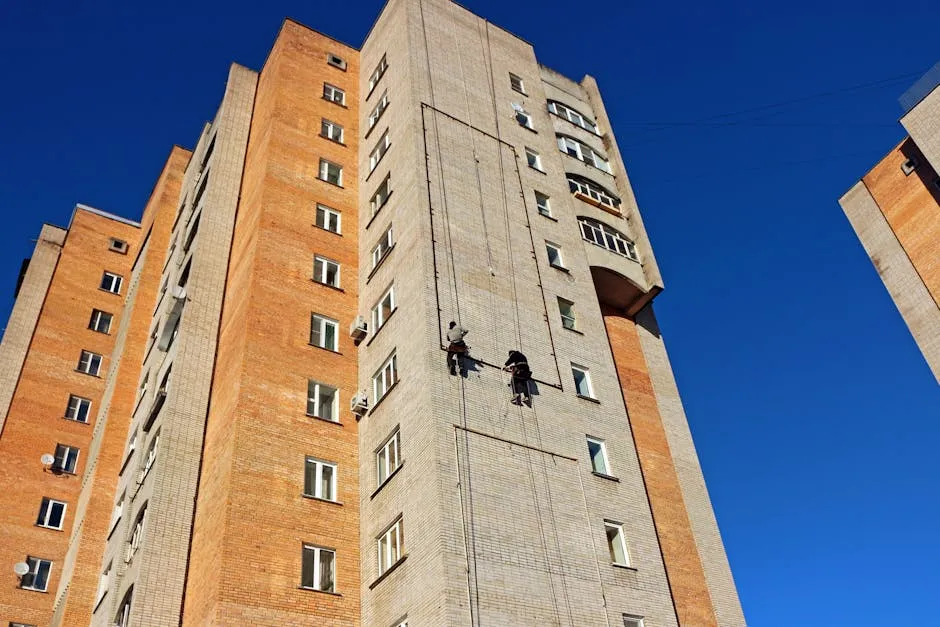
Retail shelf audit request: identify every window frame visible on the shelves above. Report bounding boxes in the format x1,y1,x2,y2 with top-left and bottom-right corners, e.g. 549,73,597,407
545,241,565,270
370,175,392,217
622,615,645,627
557,134,612,173
100,271,123,294
53,443,79,474
109,491,125,535
547,100,599,134
371,285,396,333
368,55,389,95
605,521,630,567
310,313,340,352
127,503,147,561
371,226,394,270
326,53,347,71
77,350,103,376
95,561,111,607
571,364,595,399
89,309,113,334
376,428,401,487
372,351,398,404
578,217,639,261
306,380,339,422
535,191,551,217
323,82,346,105
36,497,67,530
19,556,52,592
66,394,92,423
587,437,611,475
525,147,543,172
304,456,338,502
557,297,577,331
514,105,534,130
114,589,133,627
315,204,341,234
377,517,404,576
318,159,343,187
509,73,526,95
313,255,341,288
370,130,391,172
301,544,336,593
320,118,344,143
368,91,390,130
568,175,622,210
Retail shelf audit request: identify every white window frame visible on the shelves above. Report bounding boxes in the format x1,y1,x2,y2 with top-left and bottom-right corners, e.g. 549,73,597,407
535,191,551,217
109,492,125,535
509,73,526,94
371,285,396,333
514,105,534,129
115,590,132,627
558,297,577,331
545,241,565,269
301,544,336,593
304,456,338,502
95,561,111,607
371,176,391,216
368,55,389,94
605,521,630,566
525,147,543,171
376,428,401,486
100,271,123,294
321,118,344,143
370,131,391,172
78,350,102,376
66,394,92,423
89,309,113,333
20,556,52,592
315,204,341,234
54,443,79,474
323,82,345,105
548,100,599,133
326,53,346,70
557,135,612,173
128,505,147,560
373,352,398,403
313,255,341,288
318,159,343,186
587,437,611,475
140,433,159,482
622,615,645,627
578,217,639,261
36,497,67,530
368,91,389,130
371,226,394,269
571,364,594,399
306,380,338,422
568,175,621,210
310,314,339,351
377,517,404,576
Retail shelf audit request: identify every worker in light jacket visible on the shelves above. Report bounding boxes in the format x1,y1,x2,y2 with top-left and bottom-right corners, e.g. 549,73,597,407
504,349,531,405
446,321,469,376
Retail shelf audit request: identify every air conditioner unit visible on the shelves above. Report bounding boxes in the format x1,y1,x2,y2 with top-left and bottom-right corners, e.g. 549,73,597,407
350,393,369,416
349,316,368,341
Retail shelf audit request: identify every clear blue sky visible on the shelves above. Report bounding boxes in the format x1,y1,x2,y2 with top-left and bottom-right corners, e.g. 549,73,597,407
1,0,937,624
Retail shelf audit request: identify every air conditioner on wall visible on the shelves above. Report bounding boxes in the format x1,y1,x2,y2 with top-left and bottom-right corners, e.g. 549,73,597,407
349,316,368,342
350,393,369,416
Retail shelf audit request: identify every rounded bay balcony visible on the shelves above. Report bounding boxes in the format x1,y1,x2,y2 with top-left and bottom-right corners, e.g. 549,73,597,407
577,216,654,313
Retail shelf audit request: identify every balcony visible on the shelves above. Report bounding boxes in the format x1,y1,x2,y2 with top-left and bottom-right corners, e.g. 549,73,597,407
578,217,659,314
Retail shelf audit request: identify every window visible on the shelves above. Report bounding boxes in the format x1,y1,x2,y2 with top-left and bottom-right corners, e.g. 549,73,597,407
509,73,525,94
304,457,337,502
557,297,577,330
545,242,565,269
11,622,38,627
373,352,398,403
622,615,645,627
901,157,918,175
369,91,390,131
307,381,338,422
100,271,123,294
315,204,341,234
66,394,92,423
128,504,147,560
514,104,533,130
578,217,639,261
301,545,335,593
371,226,394,269
313,256,341,288
557,135,612,173
372,285,396,332
109,492,125,535
125,431,137,463
141,433,159,481
95,562,111,606
525,147,543,171
310,314,339,351
368,55,389,94
114,589,132,627
377,428,401,486
370,131,391,172
19,557,52,592
321,119,344,143
587,437,610,475
326,53,347,70
318,159,343,186
178,257,192,288
77,350,103,376
53,444,79,474
571,364,594,399
323,83,345,105
159,365,172,395
605,521,630,566
192,171,210,210
568,175,621,210
377,518,404,576
535,191,551,217
36,498,66,530
89,309,113,334
370,176,391,216
548,100,599,134
108,237,129,254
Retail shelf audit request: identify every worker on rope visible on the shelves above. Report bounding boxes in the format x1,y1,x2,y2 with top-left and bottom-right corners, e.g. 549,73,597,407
446,321,469,376
504,350,532,406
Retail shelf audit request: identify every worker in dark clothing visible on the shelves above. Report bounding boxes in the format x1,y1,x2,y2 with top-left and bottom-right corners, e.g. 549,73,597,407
504,350,531,405
446,321,469,376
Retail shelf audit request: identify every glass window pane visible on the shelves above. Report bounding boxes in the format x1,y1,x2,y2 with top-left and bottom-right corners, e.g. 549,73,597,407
318,550,335,592
304,460,317,496
301,547,315,588
321,464,334,501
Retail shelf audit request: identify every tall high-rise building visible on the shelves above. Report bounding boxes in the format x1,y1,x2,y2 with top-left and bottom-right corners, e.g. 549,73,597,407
0,2,746,626
840,63,940,383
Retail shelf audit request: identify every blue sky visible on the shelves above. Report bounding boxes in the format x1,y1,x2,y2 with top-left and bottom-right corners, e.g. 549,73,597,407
1,0,938,624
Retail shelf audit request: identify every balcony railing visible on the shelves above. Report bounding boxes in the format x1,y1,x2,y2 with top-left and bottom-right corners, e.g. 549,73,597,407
578,217,639,262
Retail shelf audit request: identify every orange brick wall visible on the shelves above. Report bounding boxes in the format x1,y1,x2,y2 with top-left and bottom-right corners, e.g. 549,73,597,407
862,138,940,307
603,307,718,627
0,209,140,626
57,148,191,625
183,21,361,626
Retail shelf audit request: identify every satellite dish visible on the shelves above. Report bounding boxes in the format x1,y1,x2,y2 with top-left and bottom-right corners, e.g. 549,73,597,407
13,562,30,576
40,453,55,465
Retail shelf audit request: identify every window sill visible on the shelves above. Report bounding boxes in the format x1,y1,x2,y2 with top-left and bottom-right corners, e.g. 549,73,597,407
550,263,570,273
93,591,108,612
312,224,343,237
365,307,397,347
612,563,637,572
512,88,528,97
528,165,547,175
307,343,342,356
302,494,344,506
74,369,102,378
98,288,122,296
368,379,400,416
19,587,49,594
317,177,344,189
370,461,404,500
319,135,347,147
519,124,537,134
576,394,600,404
592,471,620,482
365,244,396,284
322,96,348,109
572,191,622,217
35,523,64,532
90,328,111,335
537,212,558,222
106,519,121,541
305,413,343,427
310,279,345,293
369,554,408,589
365,190,393,231
298,586,343,597
563,326,583,335
63,416,90,425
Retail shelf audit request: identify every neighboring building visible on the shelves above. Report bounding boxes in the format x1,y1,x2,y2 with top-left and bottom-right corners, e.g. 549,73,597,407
840,63,940,383
0,2,746,626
